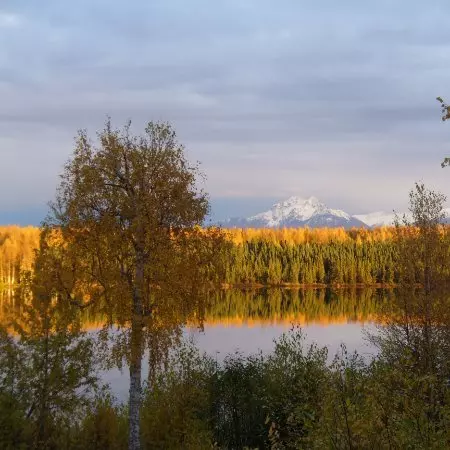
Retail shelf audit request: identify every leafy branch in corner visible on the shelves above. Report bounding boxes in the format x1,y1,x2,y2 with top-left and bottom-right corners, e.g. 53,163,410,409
436,96,450,167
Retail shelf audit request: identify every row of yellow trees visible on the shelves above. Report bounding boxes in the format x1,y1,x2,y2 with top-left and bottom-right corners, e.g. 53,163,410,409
0,226,40,286
225,225,396,245
0,224,435,288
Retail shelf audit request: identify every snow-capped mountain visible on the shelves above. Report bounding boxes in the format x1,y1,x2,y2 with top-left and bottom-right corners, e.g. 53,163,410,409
222,196,367,229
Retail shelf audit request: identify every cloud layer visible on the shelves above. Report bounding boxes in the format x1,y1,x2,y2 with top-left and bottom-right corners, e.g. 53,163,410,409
1,0,450,223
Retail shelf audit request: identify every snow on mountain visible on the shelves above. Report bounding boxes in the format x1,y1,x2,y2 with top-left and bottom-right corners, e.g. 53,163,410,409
222,196,367,229
249,196,349,226
355,208,450,227
221,196,450,229
353,211,397,227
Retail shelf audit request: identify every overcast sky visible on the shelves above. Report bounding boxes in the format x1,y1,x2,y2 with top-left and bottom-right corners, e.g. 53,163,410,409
1,0,450,224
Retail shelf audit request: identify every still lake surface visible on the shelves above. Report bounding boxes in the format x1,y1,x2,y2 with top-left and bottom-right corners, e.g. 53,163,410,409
1,287,387,400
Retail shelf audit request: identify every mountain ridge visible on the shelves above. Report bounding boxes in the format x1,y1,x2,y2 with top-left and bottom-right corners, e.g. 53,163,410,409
219,195,450,229
221,196,368,229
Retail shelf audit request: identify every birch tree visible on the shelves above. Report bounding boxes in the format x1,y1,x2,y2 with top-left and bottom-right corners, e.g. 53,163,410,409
46,119,225,450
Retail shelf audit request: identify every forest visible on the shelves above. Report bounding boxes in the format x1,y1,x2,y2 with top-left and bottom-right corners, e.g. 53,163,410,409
0,224,437,288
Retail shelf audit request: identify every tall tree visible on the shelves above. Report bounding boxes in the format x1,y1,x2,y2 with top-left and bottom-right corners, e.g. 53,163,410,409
46,119,224,450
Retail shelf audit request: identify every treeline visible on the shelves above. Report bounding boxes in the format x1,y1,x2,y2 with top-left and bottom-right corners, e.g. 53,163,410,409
225,226,395,245
224,238,399,285
223,226,450,285
1,225,448,287
0,226,40,286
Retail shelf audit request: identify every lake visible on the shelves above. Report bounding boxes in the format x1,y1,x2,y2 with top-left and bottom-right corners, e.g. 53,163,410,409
0,287,388,400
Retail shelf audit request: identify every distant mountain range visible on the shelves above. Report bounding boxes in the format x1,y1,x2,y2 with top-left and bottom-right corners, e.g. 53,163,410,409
220,196,450,229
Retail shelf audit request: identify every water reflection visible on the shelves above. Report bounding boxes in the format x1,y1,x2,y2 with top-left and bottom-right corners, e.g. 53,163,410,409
1,287,388,402
1,287,389,331
1,287,448,412
203,287,389,326
0,288,99,447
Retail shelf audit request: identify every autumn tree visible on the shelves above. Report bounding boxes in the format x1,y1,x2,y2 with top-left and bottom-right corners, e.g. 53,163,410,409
45,119,225,450
367,184,450,446
436,96,450,167
373,184,450,365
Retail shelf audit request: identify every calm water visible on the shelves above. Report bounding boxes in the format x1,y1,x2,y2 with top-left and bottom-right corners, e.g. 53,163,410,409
0,287,387,400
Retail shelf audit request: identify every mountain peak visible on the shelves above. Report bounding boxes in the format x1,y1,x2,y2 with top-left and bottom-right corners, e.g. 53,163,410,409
280,195,319,206
222,195,366,229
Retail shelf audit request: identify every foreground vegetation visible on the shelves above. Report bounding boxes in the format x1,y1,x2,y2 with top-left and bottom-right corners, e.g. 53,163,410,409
1,320,449,449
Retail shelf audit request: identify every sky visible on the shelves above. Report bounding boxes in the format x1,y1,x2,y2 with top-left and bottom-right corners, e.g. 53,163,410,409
1,0,450,225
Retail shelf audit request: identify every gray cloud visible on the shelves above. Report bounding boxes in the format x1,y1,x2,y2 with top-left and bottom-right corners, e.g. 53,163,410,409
1,0,450,223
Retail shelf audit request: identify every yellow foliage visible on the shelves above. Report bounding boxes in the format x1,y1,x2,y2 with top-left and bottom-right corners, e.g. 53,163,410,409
0,224,427,288
0,226,40,286
224,226,397,245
